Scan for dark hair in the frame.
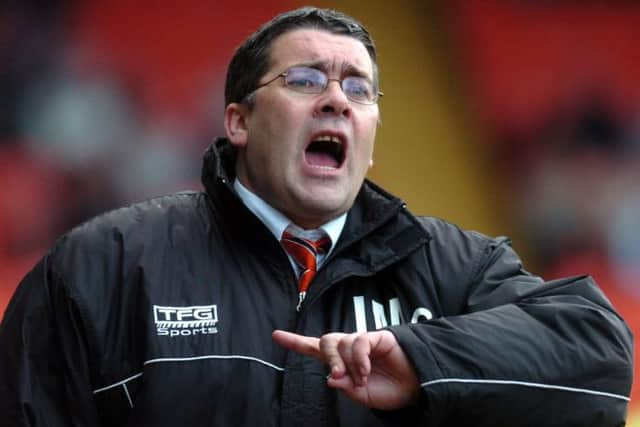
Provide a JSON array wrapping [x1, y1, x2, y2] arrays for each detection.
[[224, 7, 378, 107]]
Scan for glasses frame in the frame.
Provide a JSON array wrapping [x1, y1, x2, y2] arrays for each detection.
[[246, 66, 383, 105]]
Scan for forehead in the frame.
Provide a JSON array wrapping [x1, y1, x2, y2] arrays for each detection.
[[268, 28, 374, 78]]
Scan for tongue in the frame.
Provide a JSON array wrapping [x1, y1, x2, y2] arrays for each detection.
[[305, 151, 339, 168]]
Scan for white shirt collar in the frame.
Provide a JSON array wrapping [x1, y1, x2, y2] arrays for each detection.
[[233, 179, 346, 253]]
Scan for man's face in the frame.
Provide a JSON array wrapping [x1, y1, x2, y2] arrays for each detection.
[[226, 28, 379, 229]]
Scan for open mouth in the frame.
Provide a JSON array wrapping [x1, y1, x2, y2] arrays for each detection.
[[304, 135, 345, 169]]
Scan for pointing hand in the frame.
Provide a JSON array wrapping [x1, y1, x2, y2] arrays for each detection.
[[272, 329, 419, 410]]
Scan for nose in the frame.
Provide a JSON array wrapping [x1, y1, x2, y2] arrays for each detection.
[[314, 80, 352, 119]]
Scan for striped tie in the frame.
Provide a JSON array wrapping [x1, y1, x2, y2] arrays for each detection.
[[280, 228, 331, 311]]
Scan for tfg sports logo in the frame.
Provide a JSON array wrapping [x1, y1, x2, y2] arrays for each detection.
[[153, 305, 218, 337]]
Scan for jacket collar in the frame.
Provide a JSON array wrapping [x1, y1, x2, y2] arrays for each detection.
[[201, 137, 236, 194], [200, 138, 431, 273]]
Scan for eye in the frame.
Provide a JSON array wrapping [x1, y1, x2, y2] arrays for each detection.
[[284, 67, 326, 92], [287, 77, 315, 88], [343, 77, 373, 101]]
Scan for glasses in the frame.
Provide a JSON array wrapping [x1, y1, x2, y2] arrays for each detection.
[[248, 66, 383, 105]]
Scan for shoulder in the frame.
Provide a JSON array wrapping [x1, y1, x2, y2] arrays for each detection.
[[49, 191, 210, 274], [412, 215, 514, 282], [413, 215, 497, 248], [67, 191, 207, 238], [74, 190, 206, 233]]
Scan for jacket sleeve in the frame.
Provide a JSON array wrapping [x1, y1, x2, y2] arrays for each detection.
[[389, 220, 633, 427], [0, 254, 100, 427]]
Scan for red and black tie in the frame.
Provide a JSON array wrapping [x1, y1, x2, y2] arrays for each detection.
[[280, 229, 331, 311]]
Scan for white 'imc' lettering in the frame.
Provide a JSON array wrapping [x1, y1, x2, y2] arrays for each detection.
[[353, 296, 432, 333]]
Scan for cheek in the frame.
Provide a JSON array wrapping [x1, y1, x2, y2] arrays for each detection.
[[253, 104, 303, 148], [359, 120, 378, 159], [359, 109, 379, 136]]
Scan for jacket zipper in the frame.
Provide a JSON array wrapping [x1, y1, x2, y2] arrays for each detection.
[[296, 291, 306, 312]]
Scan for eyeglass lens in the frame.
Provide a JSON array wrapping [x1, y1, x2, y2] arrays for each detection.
[[284, 67, 376, 104]]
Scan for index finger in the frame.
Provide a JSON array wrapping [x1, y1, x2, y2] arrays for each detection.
[[272, 330, 322, 360]]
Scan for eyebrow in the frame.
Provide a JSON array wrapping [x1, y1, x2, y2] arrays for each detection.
[[297, 60, 371, 81]]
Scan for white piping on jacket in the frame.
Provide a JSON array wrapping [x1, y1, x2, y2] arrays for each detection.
[[93, 372, 144, 394], [92, 354, 283, 394], [421, 378, 630, 402], [123, 383, 134, 408], [143, 354, 284, 371]]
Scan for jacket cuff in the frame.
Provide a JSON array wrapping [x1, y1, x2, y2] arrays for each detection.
[[386, 324, 453, 422]]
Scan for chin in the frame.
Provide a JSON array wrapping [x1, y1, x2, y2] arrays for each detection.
[[306, 200, 351, 221], [293, 186, 355, 217]]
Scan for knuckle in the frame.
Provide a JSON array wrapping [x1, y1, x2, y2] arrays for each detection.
[[337, 338, 350, 354], [337, 332, 360, 354], [319, 333, 341, 352], [353, 332, 369, 348]]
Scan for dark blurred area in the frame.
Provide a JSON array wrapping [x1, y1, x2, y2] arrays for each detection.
[[447, 3, 640, 416], [0, 0, 293, 305], [1, 0, 638, 420], [446, 0, 640, 301]]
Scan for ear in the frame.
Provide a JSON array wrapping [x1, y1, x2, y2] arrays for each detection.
[[224, 102, 250, 148]]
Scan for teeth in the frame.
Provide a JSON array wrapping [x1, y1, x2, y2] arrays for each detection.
[[314, 135, 342, 144]]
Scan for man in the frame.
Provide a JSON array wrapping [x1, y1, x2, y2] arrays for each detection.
[[0, 7, 633, 427]]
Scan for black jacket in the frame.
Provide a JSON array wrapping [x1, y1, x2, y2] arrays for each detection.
[[0, 139, 633, 426]]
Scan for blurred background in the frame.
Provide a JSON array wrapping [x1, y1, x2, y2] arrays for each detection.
[[1, 0, 638, 422]]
